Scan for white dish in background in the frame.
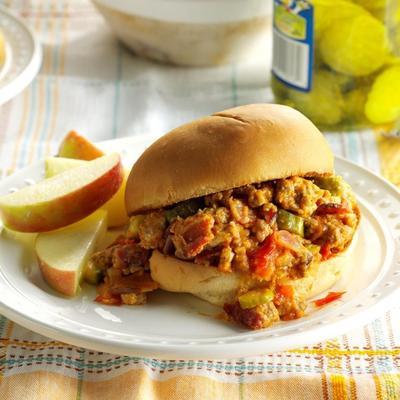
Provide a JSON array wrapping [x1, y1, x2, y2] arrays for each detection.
[[0, 6, 42, 105], [92, 0, 272, 66], [0, 135, 399, 359]]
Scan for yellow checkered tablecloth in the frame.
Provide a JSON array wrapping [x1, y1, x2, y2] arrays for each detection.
[[1, 1, 400, 399]]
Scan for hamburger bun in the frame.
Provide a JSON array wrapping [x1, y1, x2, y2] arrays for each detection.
[[125, 104, 334, 215], [149, 242, 355, 306], [125, 103, 358, 315]]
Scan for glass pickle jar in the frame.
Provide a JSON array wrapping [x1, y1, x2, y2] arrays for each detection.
[[271, 0, 400, 133]]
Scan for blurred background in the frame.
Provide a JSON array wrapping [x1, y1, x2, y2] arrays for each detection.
[[0, 0, 273, 172], [0, 0, 399, 179]]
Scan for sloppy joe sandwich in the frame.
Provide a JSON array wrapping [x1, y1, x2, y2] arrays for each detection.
[[90, 104, 360, 330]]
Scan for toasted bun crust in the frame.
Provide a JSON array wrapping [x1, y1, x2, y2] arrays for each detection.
[[149, 243, 354, 306], [126, 104, 334, 215]]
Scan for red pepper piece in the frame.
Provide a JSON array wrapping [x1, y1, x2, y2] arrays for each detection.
[[265, 209, 277, 224], [277, 284, 294, 299], [250, 235, 277, 279], [314, 291, 345, 307], [320, 242, 332, 260], [315, 203, 350, 216]]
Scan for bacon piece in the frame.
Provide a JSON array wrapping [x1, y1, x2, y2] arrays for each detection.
[[109, 273, 159, 295], [170, 213, 215, 259], [273, 286, 305, 320], [95, 283, 122, 305], [194, 246, 221, 267], [112, 243, 150, 271], [89, 239, 150, 275], [224, 301, 280, 330], [228, 198, 256, 227], [138, 211, 166, 249], [275, 177, 328, 217]]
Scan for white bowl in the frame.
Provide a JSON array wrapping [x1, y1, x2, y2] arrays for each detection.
[[93, 0, 272, 66]]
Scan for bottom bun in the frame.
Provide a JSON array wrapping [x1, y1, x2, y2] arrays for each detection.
[[150, 238, 356, 306], [150, 250, 241, 306]]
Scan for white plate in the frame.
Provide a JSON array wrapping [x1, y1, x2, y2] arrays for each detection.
[[0, 6, 42, 105], [0, 136, 399, 359]]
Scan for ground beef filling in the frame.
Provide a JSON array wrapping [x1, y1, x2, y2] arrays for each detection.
[[91, 174, 359, 329]]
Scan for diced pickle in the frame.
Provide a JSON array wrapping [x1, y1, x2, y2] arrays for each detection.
[[319, 14, 388, 77], [306, 244, 321, 256], [83, 260, 104, 285], [277, 209, 305, 237], [127, 215, 145, 238], [313, 176, 343, 196], [165, 199, 203, 223], [238, 288, 274, 309]]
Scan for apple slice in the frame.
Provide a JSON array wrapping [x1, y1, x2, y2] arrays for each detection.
[[45, 157, 83, 177], [36, 210, 107, 296], [58, 131, 104, 160], [0, 153, 123, 232], [45, 157, 129, 227]]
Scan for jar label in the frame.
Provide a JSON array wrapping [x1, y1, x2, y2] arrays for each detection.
[[272, 0, 314, 92]]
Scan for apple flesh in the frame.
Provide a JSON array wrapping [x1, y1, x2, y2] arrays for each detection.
[[45, 157, 83, 177], [36, 210, 107, 296], [0, 153, 123, 232], [45, 157, 129, 227], [58, 131, 104, 160]]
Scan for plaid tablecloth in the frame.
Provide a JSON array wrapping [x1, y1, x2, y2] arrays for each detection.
[[1, 1, 400, 399]]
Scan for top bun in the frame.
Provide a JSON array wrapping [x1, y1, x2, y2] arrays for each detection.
[[126, 104, 334, 215]]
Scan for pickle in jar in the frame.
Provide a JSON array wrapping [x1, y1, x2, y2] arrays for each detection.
[[342, 85, 370, 125], [352, 0, 387, 12], [319, 14, 389, 76], [271, 0, 399, 131], [287, 69, 344, 126], [313, 0, 368, 40], [365, 65, 400, 124]]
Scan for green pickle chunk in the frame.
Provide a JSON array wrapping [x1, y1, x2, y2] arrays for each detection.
[[313, 175, 344, 196], [128, 215, 145, 238], [165, 199, 203, 223], [306, 244, 321, 255], [277, 209, 305, 237], [84, 260, 104, 285], [238, 289, 274, 309]]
